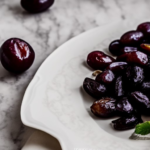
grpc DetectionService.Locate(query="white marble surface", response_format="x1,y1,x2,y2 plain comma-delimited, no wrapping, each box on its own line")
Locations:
0,0,150,149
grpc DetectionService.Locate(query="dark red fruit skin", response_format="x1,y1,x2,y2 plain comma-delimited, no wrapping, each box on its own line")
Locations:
83,78,107,99
116,51,148,66
142,56,150,80
87,51,115,70
0,38,35,73
145,56,150,70
125,65,144,89
137,22,150,39
120,30,144,46
91,97,116,117
106,62,128,75
95,70,115,85
116,97,133,115
109,40,122,56
120,46,138,55
115,76,125,97
129,91,150,113
112,113,143,130
21,0,54,13
141,81,150,94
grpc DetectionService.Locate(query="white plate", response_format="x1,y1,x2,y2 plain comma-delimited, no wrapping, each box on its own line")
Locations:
21,20,150,150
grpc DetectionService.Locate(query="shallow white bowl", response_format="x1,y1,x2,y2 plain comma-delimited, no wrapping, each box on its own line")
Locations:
21,20,150,150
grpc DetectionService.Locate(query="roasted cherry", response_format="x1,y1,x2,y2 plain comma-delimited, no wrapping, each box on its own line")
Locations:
141,81,150,94
120,31,144,46
125,65,144,89
91,97,116,117
106,62,128,75
0,38,35,73
83,78,107,99
109,40,122,56
87,51,115,70
137,22,150,39
112,113,143,130
117,51,148,66
129,91,150,112
116,97,133,115
95,70,115,85
115,76,125,97
21,0,54,13
145,56,150,69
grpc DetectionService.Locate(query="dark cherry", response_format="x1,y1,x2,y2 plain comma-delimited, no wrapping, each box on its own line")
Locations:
112,113,143,130
0,38,35,73
145,56,150,69
116,51,148,66
106,62,128,75
83,78,107,99
120,30,144,46
125,65,144,88
91,97,116,117
109,40,122,56
87,51,115,70
21,0,54,13
120,46,138,55
115,76,125,97
141,81,150,94
95,70,115,85
142,39,150,43
143,56,150,80
129,91,150,112
116,97,133,115
137,22,150,39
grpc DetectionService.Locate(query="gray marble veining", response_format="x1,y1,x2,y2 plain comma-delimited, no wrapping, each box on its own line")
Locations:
0,0,150,149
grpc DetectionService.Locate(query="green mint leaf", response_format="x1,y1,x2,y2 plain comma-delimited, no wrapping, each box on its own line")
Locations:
135,121,150,135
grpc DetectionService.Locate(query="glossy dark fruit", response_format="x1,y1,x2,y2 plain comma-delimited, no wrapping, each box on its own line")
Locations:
106,62,128,75
87,51,115,70
145,56,150,69
83,78,107,99
116,51,148,66
112,113,143,130
140,43,150,55
144,56,150,80
116,97,133,114
0,38,35,73
141,81,150,94
21,0,54,13
125,65,144,88
137,22,150,39
130,91,150,112
95,70,115,85
115,76,125,97
91,97,116,117
120,46,138,55
120,31,144,46
109,40,122,56
142,39,150,43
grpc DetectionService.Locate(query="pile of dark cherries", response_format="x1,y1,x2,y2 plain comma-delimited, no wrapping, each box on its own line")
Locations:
83,22,150,131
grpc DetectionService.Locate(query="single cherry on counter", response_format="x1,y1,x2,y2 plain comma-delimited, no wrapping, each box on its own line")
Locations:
0,38,35,73
21,0,54,13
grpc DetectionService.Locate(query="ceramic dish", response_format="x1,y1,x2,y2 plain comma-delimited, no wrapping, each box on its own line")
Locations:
21,20,150,150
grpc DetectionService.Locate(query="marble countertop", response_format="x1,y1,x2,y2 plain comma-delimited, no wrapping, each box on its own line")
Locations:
0,0,150,149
